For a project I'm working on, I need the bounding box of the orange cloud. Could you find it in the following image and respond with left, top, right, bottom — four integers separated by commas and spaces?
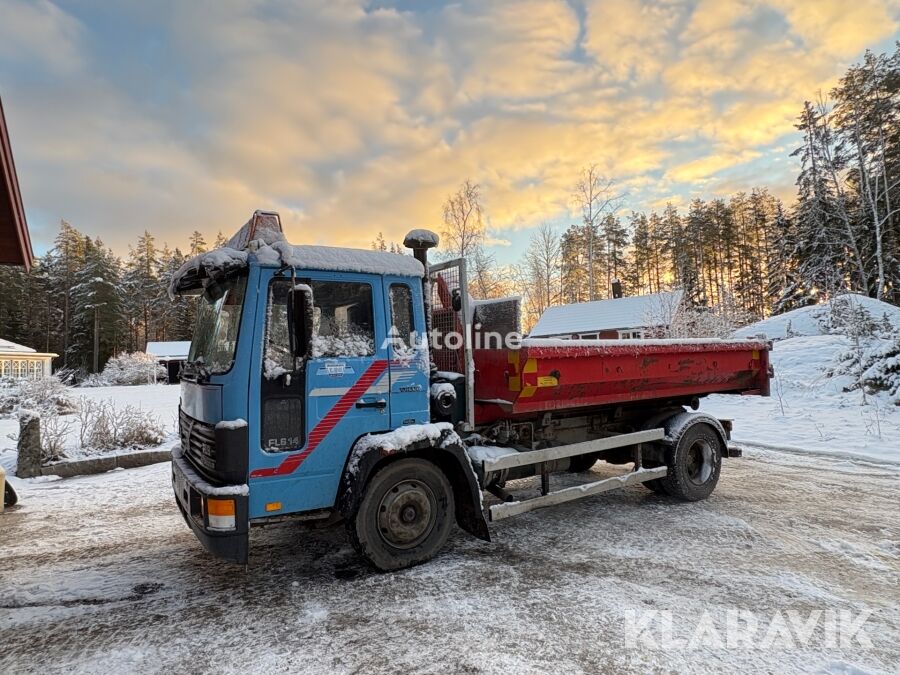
2, 0, 898, 256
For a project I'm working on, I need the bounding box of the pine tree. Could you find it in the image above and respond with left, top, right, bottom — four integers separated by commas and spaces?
43, 221, 88, 368
789, 101, 847, 302
560, 223, 590, 303
124, 231, 159, 350
188, 231, 208, 257
601, 214, 629, 295
68, 237, 124, 372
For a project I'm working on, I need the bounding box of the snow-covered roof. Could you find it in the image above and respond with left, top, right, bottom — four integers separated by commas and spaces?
529, 290, 684, 337
0, 338, 36, 354
146, 341, 191, 361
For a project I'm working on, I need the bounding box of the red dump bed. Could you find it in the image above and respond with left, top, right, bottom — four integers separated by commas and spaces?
473, 338, 771, 425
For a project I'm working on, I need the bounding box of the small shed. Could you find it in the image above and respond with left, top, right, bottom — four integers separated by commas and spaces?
146, 341, 191, 383
0, 338, 56, 379
529, 290, 684, 340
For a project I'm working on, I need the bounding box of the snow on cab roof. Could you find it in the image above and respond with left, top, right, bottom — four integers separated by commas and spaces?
169, 210, 423, 299
529, 290, 684, 337
253, 239, 424, 277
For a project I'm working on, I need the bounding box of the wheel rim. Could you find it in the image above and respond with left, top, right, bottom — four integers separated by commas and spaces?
685, 439, 714, 486
377, 479, 437, 550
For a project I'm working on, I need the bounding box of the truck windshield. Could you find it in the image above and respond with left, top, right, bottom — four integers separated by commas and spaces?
188, 274, 248, 374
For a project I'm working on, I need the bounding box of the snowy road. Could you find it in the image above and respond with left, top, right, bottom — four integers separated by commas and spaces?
2, 450, 898, 674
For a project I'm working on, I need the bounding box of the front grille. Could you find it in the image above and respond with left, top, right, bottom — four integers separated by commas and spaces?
179, 408, 219, 483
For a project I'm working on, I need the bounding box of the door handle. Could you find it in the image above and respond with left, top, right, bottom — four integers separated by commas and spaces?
356, 398, 387, 410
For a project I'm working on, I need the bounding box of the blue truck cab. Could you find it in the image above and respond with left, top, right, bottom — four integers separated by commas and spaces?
169, 212, 488, 569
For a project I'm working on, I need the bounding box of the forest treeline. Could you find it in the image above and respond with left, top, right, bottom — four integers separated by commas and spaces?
0, 226, 227, 374
1, 44, 897, 372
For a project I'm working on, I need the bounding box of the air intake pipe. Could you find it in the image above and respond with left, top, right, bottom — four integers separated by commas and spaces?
403, 229, 439, 349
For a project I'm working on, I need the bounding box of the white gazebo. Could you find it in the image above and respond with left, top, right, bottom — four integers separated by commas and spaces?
0, 338, 56, 379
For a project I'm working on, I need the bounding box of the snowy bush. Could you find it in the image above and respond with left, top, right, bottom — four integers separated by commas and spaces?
831, 336, 900, 405
823, 295, 879, 339
665, 306, 738, 338
647, 288, 755, 339
0, 376, 79, 417
38, 410, 73, 463
82, 352, 166, 387
823, 296, 900, 405
28, 398, 168, 462
76, 398, 166, 450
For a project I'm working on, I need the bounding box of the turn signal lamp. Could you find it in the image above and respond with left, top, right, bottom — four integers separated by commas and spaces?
206, 497, 236, 531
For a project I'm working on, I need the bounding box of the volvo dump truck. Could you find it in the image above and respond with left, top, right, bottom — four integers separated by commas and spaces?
168, 211, 771, 570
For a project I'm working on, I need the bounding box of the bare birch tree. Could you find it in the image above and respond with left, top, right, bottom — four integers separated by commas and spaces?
573, 165, 620, 300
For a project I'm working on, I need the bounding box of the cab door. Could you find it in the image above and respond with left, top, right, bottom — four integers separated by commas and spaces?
383, 277, 429, 428
249, 272, 391, 518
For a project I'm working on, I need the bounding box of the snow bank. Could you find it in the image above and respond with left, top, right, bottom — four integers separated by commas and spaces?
734, 294, 900, 340
700, 334, 900, 464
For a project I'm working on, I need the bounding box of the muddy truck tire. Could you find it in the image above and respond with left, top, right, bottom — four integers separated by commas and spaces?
348, 458, 455, 571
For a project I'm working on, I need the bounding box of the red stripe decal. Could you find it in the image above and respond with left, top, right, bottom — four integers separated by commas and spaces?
250, 359, 388, 478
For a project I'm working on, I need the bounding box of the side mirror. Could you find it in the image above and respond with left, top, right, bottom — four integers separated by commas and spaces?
288, 284, 314, 363
451, 288, 462, 312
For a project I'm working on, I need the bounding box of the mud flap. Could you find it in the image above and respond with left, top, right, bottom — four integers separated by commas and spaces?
439, 435, 491, 542
340, 428, 491, 543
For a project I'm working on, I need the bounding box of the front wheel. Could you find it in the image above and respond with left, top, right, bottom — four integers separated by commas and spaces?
348, 458, 455, 571
660, 423, 723, 501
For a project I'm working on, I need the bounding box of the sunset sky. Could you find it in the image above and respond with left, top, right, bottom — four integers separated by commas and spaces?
2, 0, 899, 264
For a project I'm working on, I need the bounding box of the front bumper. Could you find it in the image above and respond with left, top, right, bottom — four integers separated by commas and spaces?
171, 447, 249, 564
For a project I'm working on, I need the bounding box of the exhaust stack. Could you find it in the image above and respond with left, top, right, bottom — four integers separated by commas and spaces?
404, 229, 440, 363
403, 229, 439, 268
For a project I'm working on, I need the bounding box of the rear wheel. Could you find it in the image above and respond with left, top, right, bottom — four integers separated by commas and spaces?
660, 423, 723, 501
348, 458, 454, 571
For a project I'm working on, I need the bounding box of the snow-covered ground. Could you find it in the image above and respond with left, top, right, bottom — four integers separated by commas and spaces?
2, 452, 897, 673
703, 297, 900, 465
0, 384, 180, 473
733, 293, 900, 340
2, 298, 900, 672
